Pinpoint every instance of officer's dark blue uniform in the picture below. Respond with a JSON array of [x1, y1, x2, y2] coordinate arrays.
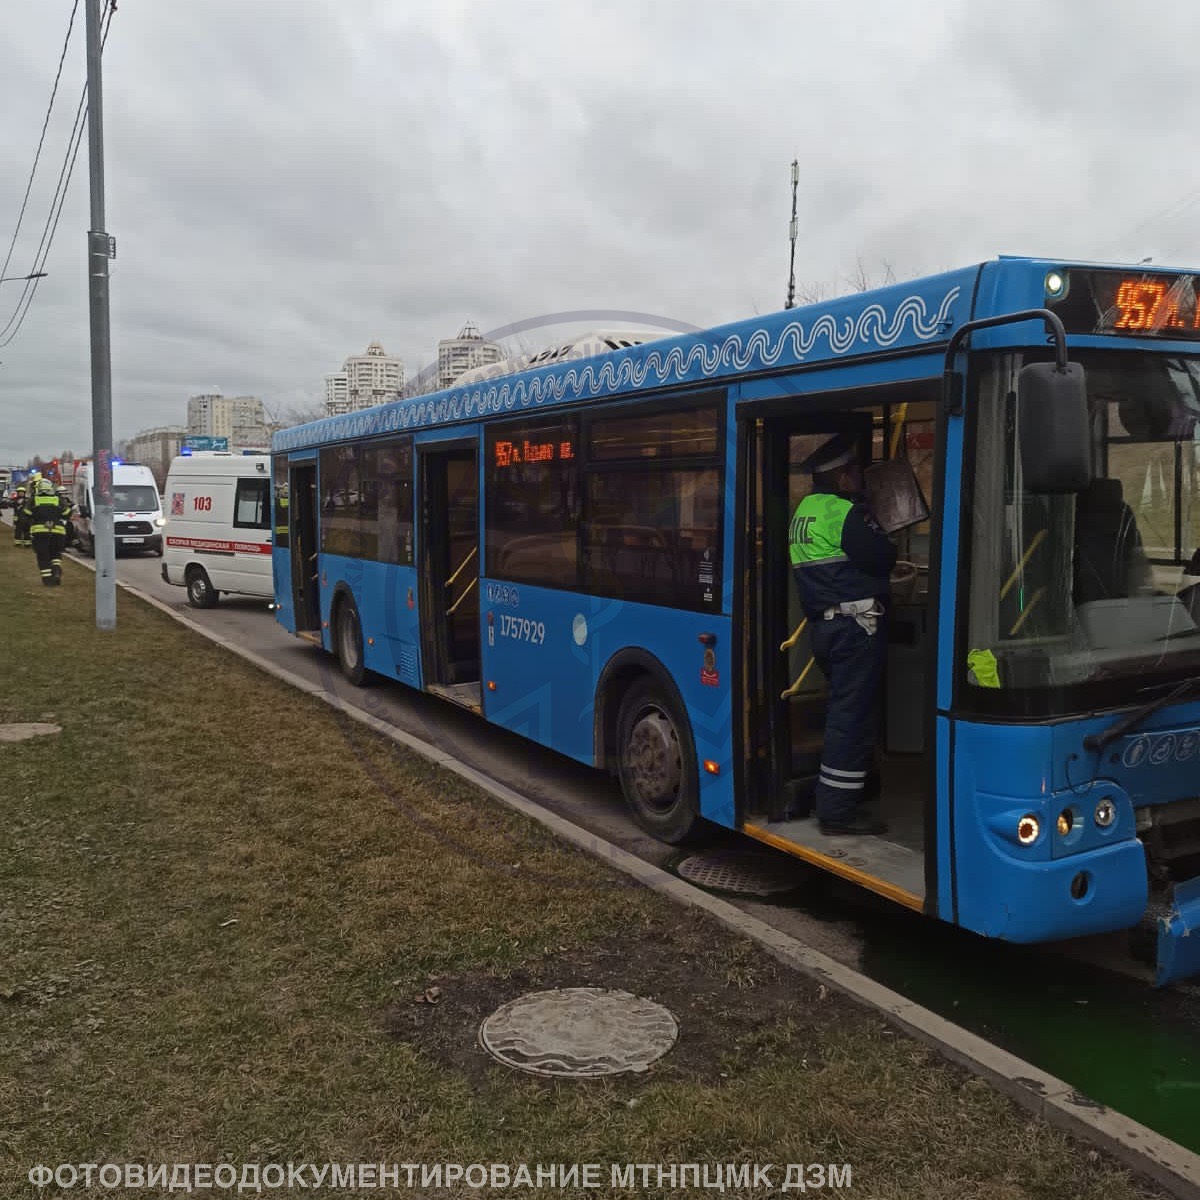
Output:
[[788, 436, 896, 835]]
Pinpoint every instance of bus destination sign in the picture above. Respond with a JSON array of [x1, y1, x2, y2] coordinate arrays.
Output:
[[1048, 269, 1200, 340], [493, 438, 575, 468]]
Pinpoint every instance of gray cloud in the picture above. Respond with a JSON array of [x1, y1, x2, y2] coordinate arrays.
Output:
[[1, 0, 1197, 462]]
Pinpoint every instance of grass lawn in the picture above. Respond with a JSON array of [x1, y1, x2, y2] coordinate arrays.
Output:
[[0, 536, 1172, 1198]]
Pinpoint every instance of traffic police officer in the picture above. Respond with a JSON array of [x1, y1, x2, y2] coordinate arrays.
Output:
[[788, 434, 896, 835], [12, 484, 30, 546], [26, 477, 62, 585]]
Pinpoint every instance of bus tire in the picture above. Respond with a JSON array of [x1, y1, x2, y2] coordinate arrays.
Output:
[[615, 676, 700, 844], [334, 593, 367, 686], [186, 565, 218, 609]]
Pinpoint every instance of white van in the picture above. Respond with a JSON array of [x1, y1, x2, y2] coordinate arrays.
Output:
[[161, 453, 273, 607], [72, 461, 165, 556]]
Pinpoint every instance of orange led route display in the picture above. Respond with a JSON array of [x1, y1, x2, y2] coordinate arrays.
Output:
[[1050, 269, 1200, 340], [493, 439, 575, 468], [1112, 279, 1200, 332]]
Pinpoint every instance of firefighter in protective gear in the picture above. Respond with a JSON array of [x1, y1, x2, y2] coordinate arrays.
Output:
[[12, 485, 30, 546], [56, 485, 75, 551], [26, 478, 63, 586], [49, 486, 73, 580], [788, 433, 896, 836]]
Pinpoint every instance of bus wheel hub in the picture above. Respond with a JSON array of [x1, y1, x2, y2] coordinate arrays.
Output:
[[628, 712, 681, 803]]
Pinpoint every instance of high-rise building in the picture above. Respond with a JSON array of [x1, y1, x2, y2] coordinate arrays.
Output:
[[325, 342, 405, 415], [324, 373, 349, 414], [437, 321, 504, 389], [186, 393, 268, 449]]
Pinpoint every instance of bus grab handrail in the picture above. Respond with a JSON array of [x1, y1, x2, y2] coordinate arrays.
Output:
[[445, 544, 478, 588], [944, 308, 1068, 415]]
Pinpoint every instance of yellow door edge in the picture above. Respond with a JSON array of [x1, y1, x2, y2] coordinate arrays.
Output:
[[743, 821, 925, 912]]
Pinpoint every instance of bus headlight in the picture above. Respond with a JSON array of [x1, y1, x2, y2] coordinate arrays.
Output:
[[1017, 815, 1040, 846], [1094, 797, 1116, 828]]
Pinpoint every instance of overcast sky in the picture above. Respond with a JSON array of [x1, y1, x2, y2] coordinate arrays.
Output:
[[1, 0, 1198, 463]]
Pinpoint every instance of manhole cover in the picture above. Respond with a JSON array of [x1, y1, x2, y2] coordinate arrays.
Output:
[[479, 987, 678, 1078], [676, 849, 805, 896]]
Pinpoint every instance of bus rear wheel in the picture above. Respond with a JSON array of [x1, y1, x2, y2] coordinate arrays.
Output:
[[615, 677, 699, 844], [335, 594, 367, 686]]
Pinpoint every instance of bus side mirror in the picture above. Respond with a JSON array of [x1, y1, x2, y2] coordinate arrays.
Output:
[[1017, 361, 1091, 493]]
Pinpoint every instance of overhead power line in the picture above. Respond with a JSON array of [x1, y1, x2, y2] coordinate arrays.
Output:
[[0, 0, 115, 350], [0, 0, 80, 288]]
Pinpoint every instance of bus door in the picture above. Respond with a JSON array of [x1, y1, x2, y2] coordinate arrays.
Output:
[[739, 399, 936, 913], [289, 461, 321, 638], [418, 441, 481, 711]]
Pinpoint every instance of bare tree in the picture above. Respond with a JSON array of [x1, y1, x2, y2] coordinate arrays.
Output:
[[844, 255, 898, 293], [792, 281, 829, 306], [402, 361, 442, 398], [264, 399, 328, 429]]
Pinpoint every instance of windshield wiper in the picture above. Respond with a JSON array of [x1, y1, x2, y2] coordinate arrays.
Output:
[[1083, 678, 1200, 756]]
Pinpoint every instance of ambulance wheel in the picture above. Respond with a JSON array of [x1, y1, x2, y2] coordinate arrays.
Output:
[[335, 594, 366, 686], [186, 566, 218, 609], [615, 676, 700, 844]]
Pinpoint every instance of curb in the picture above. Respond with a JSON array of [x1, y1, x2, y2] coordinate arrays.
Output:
[[73, 557, 1200, 1198]]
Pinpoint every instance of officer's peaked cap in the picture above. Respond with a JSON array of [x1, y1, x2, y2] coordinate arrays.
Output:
[[799, 433, 858, 474]]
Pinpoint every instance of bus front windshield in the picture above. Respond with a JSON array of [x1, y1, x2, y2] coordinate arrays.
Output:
[[964, 349, 1200, 716]]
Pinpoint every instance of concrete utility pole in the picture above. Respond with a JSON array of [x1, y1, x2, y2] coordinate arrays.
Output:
[[85, 0, 115, 629]]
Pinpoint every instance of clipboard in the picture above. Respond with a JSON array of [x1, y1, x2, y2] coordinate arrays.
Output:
[[864, 459, 929, 534]]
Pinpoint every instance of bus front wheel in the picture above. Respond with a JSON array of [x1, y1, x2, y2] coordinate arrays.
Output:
[[334, 594, 367, 686], [615, 677, 699, 844]]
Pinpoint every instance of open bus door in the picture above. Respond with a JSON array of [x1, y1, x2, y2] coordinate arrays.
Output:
[[289, 462, 320, 638], [418, 440, 481, 712], [739, 399, 937, 913]]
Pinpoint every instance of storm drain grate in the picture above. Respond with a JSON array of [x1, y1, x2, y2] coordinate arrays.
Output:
[[676, 848, 806, 896], [479, 987, 678, 1078]]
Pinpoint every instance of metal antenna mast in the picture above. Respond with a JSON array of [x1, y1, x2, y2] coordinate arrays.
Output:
[[785, 159, 799, 309]]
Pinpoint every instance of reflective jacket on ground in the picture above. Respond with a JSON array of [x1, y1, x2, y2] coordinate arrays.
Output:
[[788, 490, 897, 617]]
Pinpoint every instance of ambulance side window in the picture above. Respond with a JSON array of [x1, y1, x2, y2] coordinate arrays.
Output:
[[233, 479, 270, 530]]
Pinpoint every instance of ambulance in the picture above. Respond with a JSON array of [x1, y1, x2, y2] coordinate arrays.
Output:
[[161, 452, 273, 607], [72, 460, 165, 555]]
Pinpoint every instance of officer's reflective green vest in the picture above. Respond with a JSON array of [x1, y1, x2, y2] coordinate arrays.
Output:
[[788, 493, 852, 566]]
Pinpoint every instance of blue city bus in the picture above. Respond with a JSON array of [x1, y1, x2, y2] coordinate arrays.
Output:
[[273, 257, 1200, 984]]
